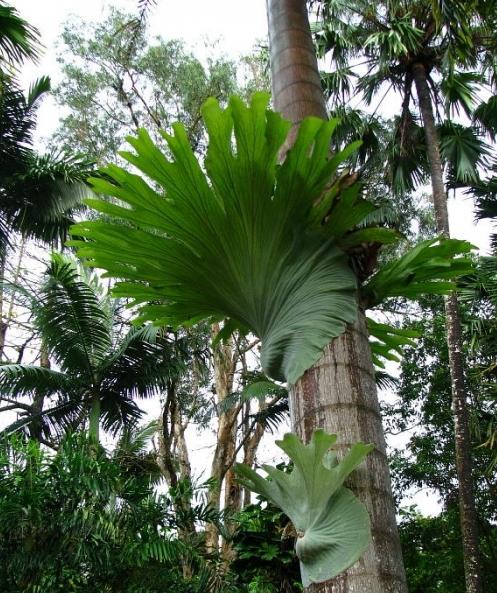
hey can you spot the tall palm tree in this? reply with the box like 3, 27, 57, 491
0, 4, 95, 358
0, 253, 185, 443
310, 2, 497, 591
265, 1, 407, 591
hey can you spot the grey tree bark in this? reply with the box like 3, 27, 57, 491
413, 61, 483, 593
266, 1, 408, 591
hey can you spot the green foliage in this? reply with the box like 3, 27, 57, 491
0, 433, 228, 593
70, 93, 474, 381
0, 2, 39, 72
232, 502, 301, 593
312, 0, 495, 194
384, 295, 497, 589
70, 93, 362, 384
367, 318, 419, 369
0, 253, 186, 440
235, 431, 373, 586
0, 74, 93, 252
363, 237, 473, 306
53, 8, 247, 163
398, 507, 466, 593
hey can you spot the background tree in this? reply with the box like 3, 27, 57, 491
0, 253, 186, 443
0, 3, 94, 359
310, 2, 497, 590
385, 293, 497, 592
0, 430, 232, 593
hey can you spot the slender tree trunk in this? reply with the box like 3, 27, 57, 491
241, 413, 265, 507
29, 343, 50, 441
88, 395, 100, 442
173, 410, 192, 482
205, 323, 237, 554
413, 61, 483, 593
0, 252, 7, 360
266, 2, 408, 591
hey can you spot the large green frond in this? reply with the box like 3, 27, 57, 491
71, 93, 360, 384
388, 112, 430, 194
439, 121, 490, 185
473, 95, 497, 141
0, 399, 85, 440
440, 71, 481, 118
235, 430, 373, 585
6, 151, 94, 246
0, 364, 74, 399
99, 327, 182, 401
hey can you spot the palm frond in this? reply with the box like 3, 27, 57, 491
36, 253, 112, 378
0, 398, 85, 440
375, 369, 399, 391
99, 328, 181, 401
0, 4, 40, 71
473, 95, 497, 141
388, 112, 430, 195
249, 397, 289, 433
0, 364, 74, 399
440, 71, 481, 118
439, 121, 490, 186
26, 75, 51, 108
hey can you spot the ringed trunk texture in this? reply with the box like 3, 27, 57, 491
413, 61, 483, 593
267, 1, 408, 591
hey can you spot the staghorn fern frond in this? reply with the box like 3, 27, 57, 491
70, 93, 362, 385
367, 318, 419, 369
235, 430, 373, 586
363, 237, 474, 306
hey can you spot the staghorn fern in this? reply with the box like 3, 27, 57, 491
70, 93, 361, 384
70, 93, 474, 383
235, 430, 373, 586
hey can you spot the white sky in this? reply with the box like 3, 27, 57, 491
9, 0, 494, 515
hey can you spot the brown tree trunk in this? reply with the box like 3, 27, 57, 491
241, 413, 266, 507
266, 2, 408, 591
29, 344, 50, 441
413, 61, 483, 593
204, 323, 237, 554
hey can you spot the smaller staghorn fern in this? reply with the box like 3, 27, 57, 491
235, 430, 373, 586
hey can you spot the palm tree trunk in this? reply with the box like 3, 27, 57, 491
412, 61, 483, 593
0, 252, 7, 360
266, 2, 408, 591
88, 395, 100, 442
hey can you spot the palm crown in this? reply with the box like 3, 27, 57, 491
312, 0, 497, 192
0, 253, 186, 442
